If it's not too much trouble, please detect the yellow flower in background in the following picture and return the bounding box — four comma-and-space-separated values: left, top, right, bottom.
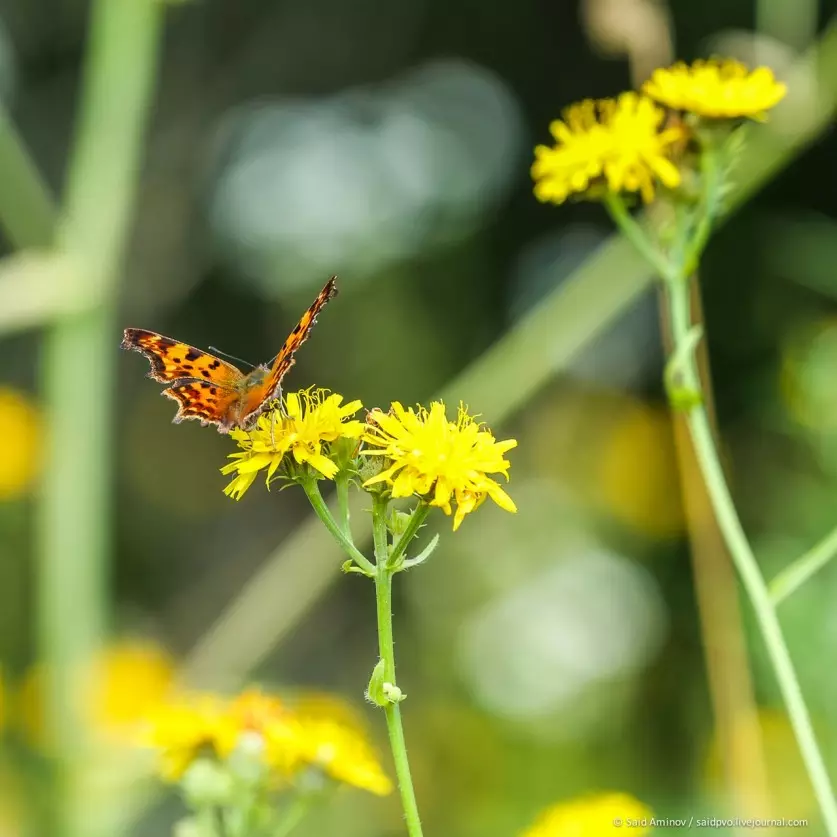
362, 401, 517, 530
143, 686, 391, 794
20, 639, 176, 748
0, 388, 41, 501
222, 389, 364, 498
642, 59, 786, 120
291, 705, 392, 796
142, 694, 237, 782
532, 92, 682, 205
520, 793, 653, 837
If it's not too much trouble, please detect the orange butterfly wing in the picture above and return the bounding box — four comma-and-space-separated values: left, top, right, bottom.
236, 276, 339, 426
161, 380, 241, 428
121, 329, 244, 386
121, 330, 246, 429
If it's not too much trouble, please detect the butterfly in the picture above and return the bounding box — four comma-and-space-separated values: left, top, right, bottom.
121, 277, 338, 433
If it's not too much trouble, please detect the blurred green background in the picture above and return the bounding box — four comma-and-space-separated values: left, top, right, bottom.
2, 0, 837, 835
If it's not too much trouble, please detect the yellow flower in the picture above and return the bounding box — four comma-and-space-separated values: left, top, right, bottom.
520, 793, 653, 837
362, 401, 517, 530
291, 711, 392, 796
142, 686, 390, 795
642, 59, 786, 120
532, 92, 682, 205
0, 388, 41, 501
20, 639, 176, 748
142, 694, 238, 782
222, 389, 364, 499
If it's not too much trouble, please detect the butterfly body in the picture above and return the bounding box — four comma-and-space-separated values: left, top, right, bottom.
121, 277, 338, 433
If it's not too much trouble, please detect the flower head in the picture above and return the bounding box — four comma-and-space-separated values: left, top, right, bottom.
142, 687, 392, 796
362, 401, 517, 530
532, 92, 682, 205
642, 59, 786, 120
221, 389, 364, 499
520, 793, 652, 837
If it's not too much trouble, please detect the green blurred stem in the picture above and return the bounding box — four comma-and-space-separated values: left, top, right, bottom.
301, 478, 375, 575
37, 2, 165, 836
610, 171, 837, 833
372, 495, 424, 837
0, 104, 57, 247
272, 792, 318, 837
770, 525, 837, 605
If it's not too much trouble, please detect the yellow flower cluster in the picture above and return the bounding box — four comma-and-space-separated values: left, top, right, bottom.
143, 687, 392, 796
532, 58, 786, 204
520, 793, 652, 837
362, 401, 517, 530
532, 93, 682, 205
222, 389, 364, 498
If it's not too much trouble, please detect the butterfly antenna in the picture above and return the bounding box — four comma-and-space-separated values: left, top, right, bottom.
208, 346, 256, 370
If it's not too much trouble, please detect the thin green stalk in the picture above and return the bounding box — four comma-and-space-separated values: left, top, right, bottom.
770, 525, 837, 604
301, 479, 375, 575
684, 393, 837, 833
612, 188, 837, 832
388, 504, 431, 569
336, 472, 351, 539
37, 3, 165, 837
603, 193, 673, 279
372, 496, 424, 837
272, 793, 319, 837
683, 140, 724, 275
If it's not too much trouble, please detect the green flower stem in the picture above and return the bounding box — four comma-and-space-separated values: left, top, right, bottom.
372, 495, 424, 837
336, 472, 352, 539
603, 193, 674, 281
271, 792, 318, 837
683, 142, 724, 275
388, 503, 431, 569
37, 3, 165, 837
611, 188, 837, 834
770, 524, 837, 605
301, 479, 375, 575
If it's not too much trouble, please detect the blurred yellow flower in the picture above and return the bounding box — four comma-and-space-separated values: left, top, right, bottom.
222, 389, 364, 498
142, 694, 238, 782
0, 388, 41, 501
520, 793, 653, 837
293, 712, 392, 796
532, 92, 682, 205
642, 59, 786, 120
21, 639, 176, 748
144, 686, 392, 795
362, 401, 517, 530
596, 401, 683, 538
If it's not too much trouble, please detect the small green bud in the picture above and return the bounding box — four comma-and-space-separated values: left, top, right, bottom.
388, 510, 411, 537
173, 817, 204, 837
383, 682, 406, 703
181, 758, 234, 808
227, 731, 268, 785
